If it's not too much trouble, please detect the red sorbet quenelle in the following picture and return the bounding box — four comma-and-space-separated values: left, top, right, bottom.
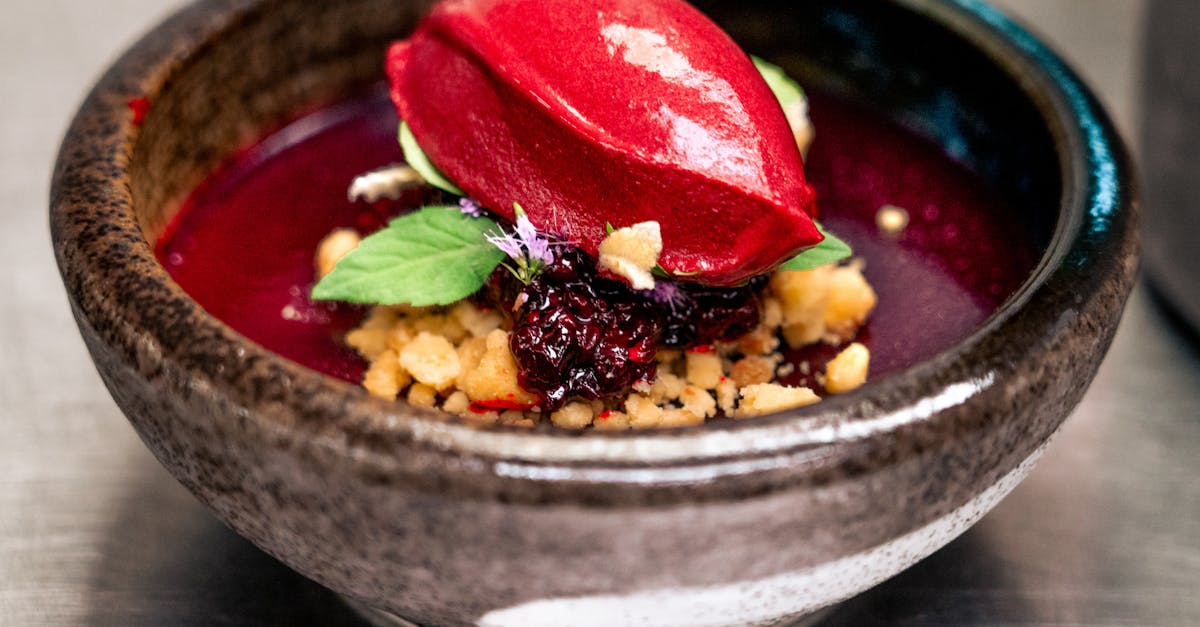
387, 0, 823, 285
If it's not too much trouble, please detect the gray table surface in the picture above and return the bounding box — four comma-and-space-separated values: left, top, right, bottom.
5, 1, 1197, 625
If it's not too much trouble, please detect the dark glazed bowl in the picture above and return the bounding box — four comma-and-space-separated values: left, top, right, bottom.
51, 0, 1138, 625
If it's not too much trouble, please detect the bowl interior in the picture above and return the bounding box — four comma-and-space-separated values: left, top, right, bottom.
131, 0, 1060, 259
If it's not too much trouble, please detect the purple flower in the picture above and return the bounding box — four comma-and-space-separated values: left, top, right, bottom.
649, 281, 687, 313
514, 211, 555, 266
485, 229, 525, 260
458, 197, 484, 217
485, 203, 558, 283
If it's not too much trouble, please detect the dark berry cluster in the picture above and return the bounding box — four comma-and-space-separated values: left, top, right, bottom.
507, 250, 661, 410
659, 277, 766, 349
489, 248, 767, 410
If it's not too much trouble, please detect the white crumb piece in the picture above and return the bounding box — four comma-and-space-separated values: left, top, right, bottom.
632, 379, 653, 394
315, 228, 360, 279
598, 221, 663, 290
737, 383, 820, 418
716, 378, 738, 413
362, 349, 409, 400
551, 403, 595, 430
461, 330, 538, 406
825, 342, 870, 395
685, 351, 724, 390
407, 383, 438, 409
824, 264, 878, 344
347, 164, 425, 203
399, 332, 460, 392
593, 410, 632, 431
625, 394, 665, 429
679, 386, 717, 419
876, 204, 910, 236
442, 391, 471, 415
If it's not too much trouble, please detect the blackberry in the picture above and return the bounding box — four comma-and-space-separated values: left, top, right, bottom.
659, 276, 767, 349
508, 250, 662, 410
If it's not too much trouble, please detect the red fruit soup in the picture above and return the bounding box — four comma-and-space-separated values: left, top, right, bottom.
156, 88, 1036, 391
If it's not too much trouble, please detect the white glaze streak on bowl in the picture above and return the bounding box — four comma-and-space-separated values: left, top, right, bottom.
480, 433, 1052, 627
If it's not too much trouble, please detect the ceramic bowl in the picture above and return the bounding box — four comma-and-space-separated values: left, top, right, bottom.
51, 0, 1138, 625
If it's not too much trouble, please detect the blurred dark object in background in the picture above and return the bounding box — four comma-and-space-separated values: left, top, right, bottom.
1142, 0, 1200, 332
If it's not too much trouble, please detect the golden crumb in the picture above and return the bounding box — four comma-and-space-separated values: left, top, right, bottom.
451, 301, 503, 338
685, 351, 724, 390
659, 408, 705, 428
626, 394, 665, 429
730, 355, 777, 387
679, 386, 717, 418
737, 384, 820, 417
716, 378, 738, 414
771, 267, 831, 348
338, 241, 878, 428
315, 228, 360, 279
399, 332, 460, 392
407, 383, 438, 408
500, 410, 535, 428
598, 221, 663, 290
649, 369, 686, 403
362, 349, 408, 400
824, 265, 878, 344
825, 342, 870, 394
442, 391, 471, 415
461, 330, 539, 407
876, 204, 910, 236
593, 410, 632, 430
551, 402, 595, 430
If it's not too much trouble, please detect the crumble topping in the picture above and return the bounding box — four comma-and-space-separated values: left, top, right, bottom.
598, 221, 663, 290
317, 232, 877, 429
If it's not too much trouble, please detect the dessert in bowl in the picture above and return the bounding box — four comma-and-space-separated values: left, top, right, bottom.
51, 0, 1138, 625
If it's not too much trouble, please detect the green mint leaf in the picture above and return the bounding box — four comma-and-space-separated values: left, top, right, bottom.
777, 222, 853, 271
399, 121, 466, 196
312, 205, 503, 306
752, 56, 806, 111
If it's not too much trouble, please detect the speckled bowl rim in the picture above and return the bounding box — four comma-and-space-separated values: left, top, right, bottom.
52, 0, 1138, 499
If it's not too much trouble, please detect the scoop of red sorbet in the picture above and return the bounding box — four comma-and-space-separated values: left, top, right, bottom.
388, 0, 822, 285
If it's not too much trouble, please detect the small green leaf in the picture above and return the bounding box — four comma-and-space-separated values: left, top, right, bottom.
312, 206, 504, 306
752, 56, 806, 111
777, 223, 853, 271
399, 122, 466, 196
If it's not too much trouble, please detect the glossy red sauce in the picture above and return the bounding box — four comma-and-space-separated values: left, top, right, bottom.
157, 89, 1036, 388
